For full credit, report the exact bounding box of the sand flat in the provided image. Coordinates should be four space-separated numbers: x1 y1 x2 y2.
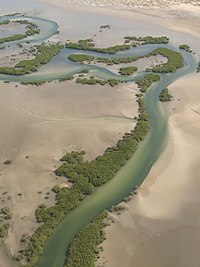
0 1 200 266
0 80 137 257
98 73 200 267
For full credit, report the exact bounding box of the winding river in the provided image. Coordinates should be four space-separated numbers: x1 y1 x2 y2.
0 15 198 267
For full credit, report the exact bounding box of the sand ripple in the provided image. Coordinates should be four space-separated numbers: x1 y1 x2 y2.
65 0 200 9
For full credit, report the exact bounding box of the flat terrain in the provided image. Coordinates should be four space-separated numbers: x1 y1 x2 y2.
0 80 138 263
0 1 200 267
98 73 200 267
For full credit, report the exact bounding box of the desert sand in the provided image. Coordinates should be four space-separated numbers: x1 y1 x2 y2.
0 79 137 263
98 72 200 267
0 1 200 267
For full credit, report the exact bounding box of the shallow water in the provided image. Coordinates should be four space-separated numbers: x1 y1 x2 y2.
0 12 198 267
35 53 197 267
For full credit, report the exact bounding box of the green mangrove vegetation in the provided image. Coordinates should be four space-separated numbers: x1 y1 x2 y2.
119 66 138 75
76 77 122 87
96 55 140 65
0 20 10 25
20 80 48 86
66 39 131 54
146 47 184 73
14 69 158 266
65 211 108 267
68 47 184 75
135 74 160 93
1 25 192 267
124 35 169 45
0 223 10 238
197 62 200 72
68 53 140 65
66 36 169 54
59 75 74 82
0 207 11 238
159 87 173 102
0 43 63 75
0 19 40 44
179 44 191 52
68 54 95 63
0 12 20 19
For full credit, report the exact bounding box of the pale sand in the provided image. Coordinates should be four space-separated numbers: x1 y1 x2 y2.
97 74 200 267
0 23 26 39
41 0 200 9
92 55 168 76
0 1 200 266
0 80 138 259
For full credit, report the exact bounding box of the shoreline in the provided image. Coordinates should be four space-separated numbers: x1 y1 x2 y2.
0 1 199 266
97 72 200 267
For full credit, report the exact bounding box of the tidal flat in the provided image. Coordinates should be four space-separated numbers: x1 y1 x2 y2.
0 1 200 267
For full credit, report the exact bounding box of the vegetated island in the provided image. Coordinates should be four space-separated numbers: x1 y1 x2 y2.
0 19 40 44
0 43 63 75
66 35 169 54
68 47 184 74
119 66 138 75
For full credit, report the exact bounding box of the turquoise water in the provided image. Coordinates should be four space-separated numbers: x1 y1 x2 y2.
0 15 58 46
1 15 197 267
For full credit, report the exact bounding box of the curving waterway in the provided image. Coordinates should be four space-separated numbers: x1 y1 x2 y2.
0 15 198 267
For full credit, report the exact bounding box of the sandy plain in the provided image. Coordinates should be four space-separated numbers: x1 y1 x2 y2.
0 0 200 267
0 79 138 265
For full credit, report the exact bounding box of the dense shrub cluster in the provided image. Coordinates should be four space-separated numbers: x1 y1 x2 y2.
135 74 160 93
146 47 184 73
124 35 169 45
66 39 131 54
68 54 95 63
15 71 158 266
0 19 40 44
76 77 122 87
20 80 47 86
179 44 191 52
65 211 108 267
68 54 139 65
119 66 138 75
159 87 172 102
0 207 11 238
0 43 63 75
68 48 184 75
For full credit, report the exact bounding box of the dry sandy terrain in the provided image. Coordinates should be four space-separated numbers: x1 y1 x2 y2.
0 80 138 263
98 72 200 267
43 0 200 9
0 23 26 39
0 1 200 267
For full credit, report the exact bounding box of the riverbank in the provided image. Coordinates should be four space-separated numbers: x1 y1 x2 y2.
98 72 200 267
87 4 200 267
0 80 137 265
0 1 200 266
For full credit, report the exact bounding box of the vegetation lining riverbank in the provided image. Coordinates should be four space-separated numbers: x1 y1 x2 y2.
14 73 160 266
0 19 40 44
65 211 108 267
0 43 63 75
68 47 184 74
